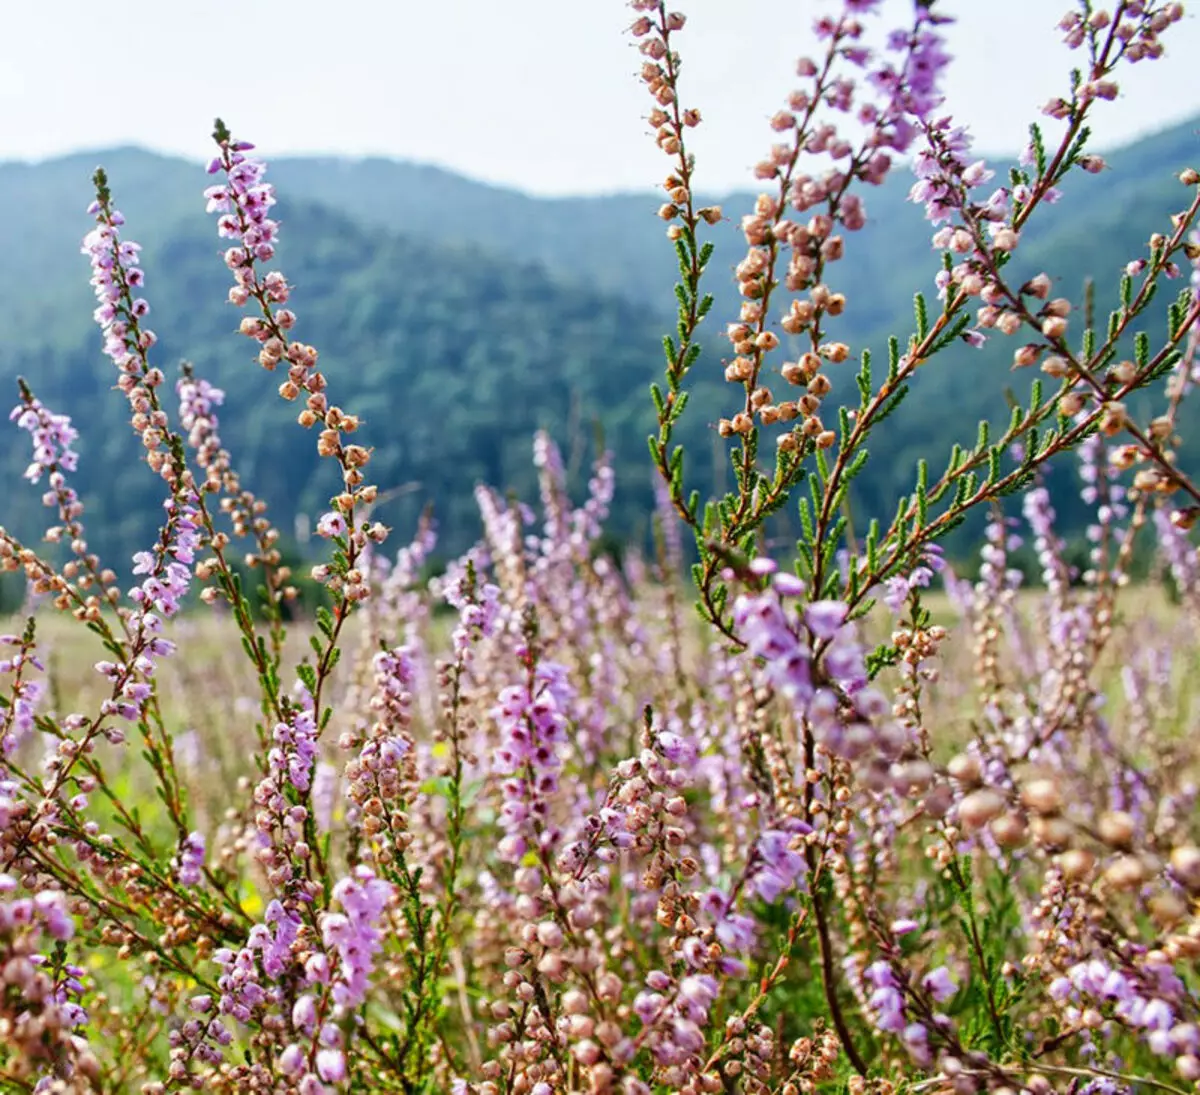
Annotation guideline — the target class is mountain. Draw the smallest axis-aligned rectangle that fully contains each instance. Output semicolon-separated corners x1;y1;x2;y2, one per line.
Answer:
0;115;1197;590
0;197;725;575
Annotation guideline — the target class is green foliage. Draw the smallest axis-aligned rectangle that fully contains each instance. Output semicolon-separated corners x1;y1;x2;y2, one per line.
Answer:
940;855;1027;1061
0;572;23;615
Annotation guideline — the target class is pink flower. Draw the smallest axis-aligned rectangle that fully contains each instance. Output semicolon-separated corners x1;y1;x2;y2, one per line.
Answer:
316;512;347;538
315;1048;346;1083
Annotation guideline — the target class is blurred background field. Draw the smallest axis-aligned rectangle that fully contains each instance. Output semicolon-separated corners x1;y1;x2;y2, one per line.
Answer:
6;574;1195;811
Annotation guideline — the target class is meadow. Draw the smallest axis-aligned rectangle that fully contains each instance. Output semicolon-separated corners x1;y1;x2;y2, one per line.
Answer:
4;2;1200;1093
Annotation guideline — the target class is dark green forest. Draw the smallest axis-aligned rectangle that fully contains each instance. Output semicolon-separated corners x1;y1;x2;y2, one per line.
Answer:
1;116;1198;585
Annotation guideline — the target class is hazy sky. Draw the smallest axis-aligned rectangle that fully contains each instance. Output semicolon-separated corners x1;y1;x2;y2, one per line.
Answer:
3;1;1199;195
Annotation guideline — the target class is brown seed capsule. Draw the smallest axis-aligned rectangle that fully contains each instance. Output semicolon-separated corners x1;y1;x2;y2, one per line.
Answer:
1170;845;1200;890
1105;854;1151;891
947;754;982;787
1128;463;1166;489
1149;415;1174;441
990;812;1028;849
892;760;934;794
1110;360;1137;384
1041;315;1068;339
1098;810;1136;849
959;789;1005;831
807;373;831;397
1057;848;1095;881
950;754;988;787
922;783;954;819
1031;815;1073;850
1020;777;1062;816
1060;391;1086;416
1149;890;1188;929
1013;344;1041;369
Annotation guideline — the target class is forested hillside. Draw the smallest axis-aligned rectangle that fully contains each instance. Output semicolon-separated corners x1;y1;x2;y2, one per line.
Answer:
1;116;1197;576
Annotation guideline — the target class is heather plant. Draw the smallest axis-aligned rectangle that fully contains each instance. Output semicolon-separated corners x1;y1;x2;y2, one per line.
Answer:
2;2;1200;1094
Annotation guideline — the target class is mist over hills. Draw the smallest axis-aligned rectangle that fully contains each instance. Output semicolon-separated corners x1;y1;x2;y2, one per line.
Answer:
1;115;1198;579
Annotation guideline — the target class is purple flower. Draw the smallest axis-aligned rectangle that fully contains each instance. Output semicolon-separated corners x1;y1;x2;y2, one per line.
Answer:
805;599;849;640
922;965;957;1003
865;960;907;1033
206;137;287;280
322;867;393;1012
492;661;575;863
127;492;202;625
881;543;945;614
444;566;500;660
750;828;808;902
733;589;814;703
173;831;206;887
773;572;806;597
703;890;758;954
315;1048;346;1084
903;1022;932;1066
278;1043;305;1076
82;209;153;374
10;397;80;484
316;512;346;539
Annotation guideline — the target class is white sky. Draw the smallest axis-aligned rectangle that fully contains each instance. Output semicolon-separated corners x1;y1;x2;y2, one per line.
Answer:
2;1;1199;195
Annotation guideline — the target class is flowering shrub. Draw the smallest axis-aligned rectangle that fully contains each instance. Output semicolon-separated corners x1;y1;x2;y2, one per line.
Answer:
3;2;1200;1093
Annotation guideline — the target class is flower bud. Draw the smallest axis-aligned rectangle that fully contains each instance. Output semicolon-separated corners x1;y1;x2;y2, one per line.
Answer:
1171;507;1200;531
536;921;564;949
1041;316;1068;340
1013;344;1040;369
